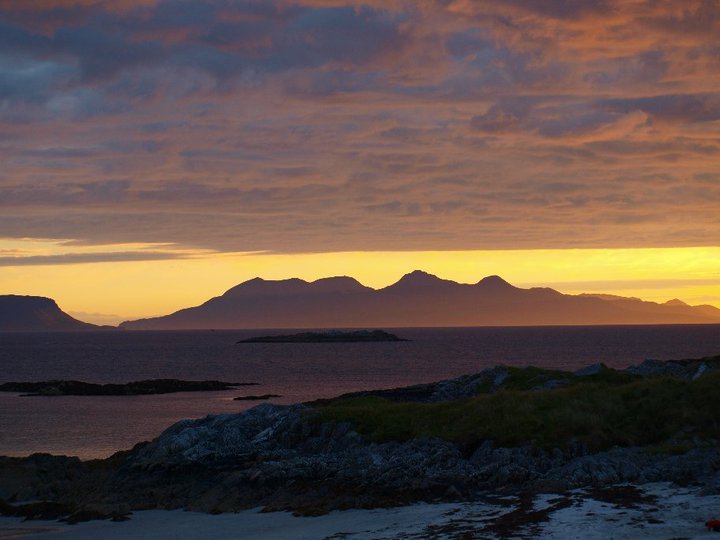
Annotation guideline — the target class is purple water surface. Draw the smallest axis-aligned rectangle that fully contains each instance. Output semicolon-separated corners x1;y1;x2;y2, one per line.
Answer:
1;325;718;459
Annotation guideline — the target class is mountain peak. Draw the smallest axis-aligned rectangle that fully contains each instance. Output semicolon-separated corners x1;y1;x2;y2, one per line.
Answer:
310;276;368;293
664;298;689;307
404;269;437;279
393;270;446;287
222;277;309;297
476;275;515;289
223;276;367;297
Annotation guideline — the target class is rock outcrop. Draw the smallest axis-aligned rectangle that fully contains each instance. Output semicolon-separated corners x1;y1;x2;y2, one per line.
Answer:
3;356;720;519
626;356;720;380
320;367;512;403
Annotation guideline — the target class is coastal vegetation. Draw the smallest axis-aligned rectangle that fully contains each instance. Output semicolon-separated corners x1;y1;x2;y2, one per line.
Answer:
317;363;720;452
2;356;720;525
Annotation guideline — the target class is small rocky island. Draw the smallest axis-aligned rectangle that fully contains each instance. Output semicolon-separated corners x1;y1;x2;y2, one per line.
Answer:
0;379;257;397
237;329;408;343
233;393;282;401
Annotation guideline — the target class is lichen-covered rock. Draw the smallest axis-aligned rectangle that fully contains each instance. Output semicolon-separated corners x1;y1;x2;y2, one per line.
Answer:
131;404;309;465
626;357;720;380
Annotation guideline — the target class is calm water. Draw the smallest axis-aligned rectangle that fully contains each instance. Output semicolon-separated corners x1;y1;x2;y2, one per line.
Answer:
1;325;719;459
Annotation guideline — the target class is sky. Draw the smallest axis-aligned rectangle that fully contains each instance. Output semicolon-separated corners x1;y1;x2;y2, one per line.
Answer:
0;0;718;323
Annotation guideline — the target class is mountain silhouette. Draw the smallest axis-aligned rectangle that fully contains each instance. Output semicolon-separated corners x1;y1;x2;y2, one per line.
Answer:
389;270;456;290
0;295;100;332
223;276;370;297
120;271;720;330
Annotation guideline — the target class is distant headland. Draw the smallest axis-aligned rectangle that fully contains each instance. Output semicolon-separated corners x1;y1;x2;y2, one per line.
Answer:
0;295;104;333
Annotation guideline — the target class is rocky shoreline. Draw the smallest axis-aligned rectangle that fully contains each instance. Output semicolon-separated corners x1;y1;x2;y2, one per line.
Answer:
2;355;720;525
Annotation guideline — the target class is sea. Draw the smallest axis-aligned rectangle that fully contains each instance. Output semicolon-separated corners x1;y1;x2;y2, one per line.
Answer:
1;325;719;459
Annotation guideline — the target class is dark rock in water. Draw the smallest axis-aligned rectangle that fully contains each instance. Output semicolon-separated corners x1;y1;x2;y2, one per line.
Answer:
0;379;257;396
234;394;282;401
237;330;408;343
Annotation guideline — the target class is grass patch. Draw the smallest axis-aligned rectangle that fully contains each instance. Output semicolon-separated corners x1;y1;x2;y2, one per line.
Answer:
497;366;573;391
316;372;720;452
496;365;639;393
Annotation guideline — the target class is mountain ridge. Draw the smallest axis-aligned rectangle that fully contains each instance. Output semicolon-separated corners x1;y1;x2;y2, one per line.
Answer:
119;271;720;330
223;276;372;297
0;295;101;332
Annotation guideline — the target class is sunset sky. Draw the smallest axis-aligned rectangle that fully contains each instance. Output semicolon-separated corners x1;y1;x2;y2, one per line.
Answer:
1;0;718;323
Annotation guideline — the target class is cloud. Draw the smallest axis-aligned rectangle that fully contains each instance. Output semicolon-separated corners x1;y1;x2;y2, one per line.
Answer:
0;2;406;88
0;251;186;266
598;93;720;123
0;1;158;11
469;98;538;133
0;0;718;253
497;0;613;20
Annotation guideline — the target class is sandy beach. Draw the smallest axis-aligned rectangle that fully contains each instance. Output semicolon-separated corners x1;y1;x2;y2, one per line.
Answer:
2;482;719;539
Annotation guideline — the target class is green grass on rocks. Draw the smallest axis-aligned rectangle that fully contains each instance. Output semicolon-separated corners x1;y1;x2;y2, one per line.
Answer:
316;371;720;452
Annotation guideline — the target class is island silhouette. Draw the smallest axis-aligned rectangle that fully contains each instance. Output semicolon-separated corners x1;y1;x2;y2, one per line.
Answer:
3;271;719;332
118;271;720;330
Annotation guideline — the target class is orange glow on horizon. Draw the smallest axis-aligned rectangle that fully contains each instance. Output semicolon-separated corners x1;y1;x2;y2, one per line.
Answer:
0;240;718;324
